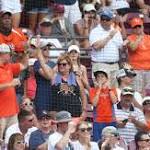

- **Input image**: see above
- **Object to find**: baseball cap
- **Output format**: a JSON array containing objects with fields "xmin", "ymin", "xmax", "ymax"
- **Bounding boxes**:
[
  {"xmin": 130, "ymin": 17, "xmax": 143, "ymax": 28},
  {"xmin": 37, "ymin": 110, "xmax": 52, "ymax": 120},
  {"xmin": 68, "ymin": 45, "xmax": 80, "ymax": 53},
  {"xmin": 30, "ymin": 38, "xmax": 53, "ymax": 49},
  {"xmin": 0, "ymin": 11, "xmax": 12, "ymax": 17},
  {"xmin": 40, "ymin": 18, "xmax": 52, "ymax": 26},
  {"xmin": 0, "ymin": 44, "xmax": 11, "ymax": 53},
  {"xmin": 142, "ymin": 96, "xmax": 150, "ymax": 106},
  {"xmin": 102, "ymin": 126, "xmax": 119, "ymax": 136},
  {"xmin": 83, "ymin": 4, "xmax": 96, "ymax": 12},
  {"xmin": 121, "ymin": 87, "xmax": 134, "ymax": 96},
  {"xmin": 56, "ymin": 111, "xmax": 72, "ymax": 123},
  {"xmin": 94, "ymin": 69, "xmax": 108, "ymax": 78},
  {"xmin": 99, "ymin": 9, "xmax": 113, "ymax": 19}
]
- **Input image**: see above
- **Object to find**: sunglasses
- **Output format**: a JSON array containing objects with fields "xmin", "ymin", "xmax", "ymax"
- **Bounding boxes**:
[
  {"xmin": 133, "ymin": 25, "xmax": 142, "ymax": 29},
  {"xmin": 57, "ymin": 63, "xmax": 68, "ymax": 67},
  {"xmin": 101, "ymin": 16, "xmax": 111, "ymax": 22},
  {"xmin": 23, "ymin": 102, "xmax": 33, "ymax": 106},
  {"xmin": 143, "ymin": 100, "xmax": 150, "ymax": 106},
  {"xmin": 84, "ymin": 10, "xmax": 95, "ymax": 14},
  {"xmin": 139, "ymin": 139, "xmax": 150, "ymax": 142},
  {"xmin": 39, "ymin": 116, "xmax": 51, "ymax": 120},
  {"xmin": 79, "ymin": 127, "xmax": 92, "ymax": 132},
  {"xmin": 123, "ymin": 89, "xmax": 134, "ymax": 93}
]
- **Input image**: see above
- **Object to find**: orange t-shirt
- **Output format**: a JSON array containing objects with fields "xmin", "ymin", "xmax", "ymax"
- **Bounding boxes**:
[
  {"xmin": 127, "ymin": 34, "xmax": 150, "ymax": 70},
  {"xmin": 0, "ymin": 63, "xmax": 21, "ymax": 117},
  {"xmin": 0, "ymin": 28, "xmax": 27, "ymax": 52},
  {"xmin": 90, "ymin": 87, "xmax": 116, "ymax": 123}
]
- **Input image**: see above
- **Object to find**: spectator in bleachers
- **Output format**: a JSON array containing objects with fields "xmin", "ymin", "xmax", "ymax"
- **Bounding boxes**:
[
  {"xmin": 116, "ymin": 68, "xmax": 143, "ymax": 108},
  {"xmin": 48, "ymin": 4, "xmax": 75, "ymax": 46},
  {"xmin": 72, "ymin": 121, "xmax": 99, "ymax": 149},
  {"xmin": 68, "ymin": 44, "xmax": 89, "ymax": 90},
  {"xmin": 0, "ymin": 43, "xmax": 28, "ymax": 146},
  {"xmin": 0, "ymin": 11, "xmax": 27, "ymax": 52},
  {"xmin": 0, "ymin": 0, "xmax": 22, "ymax": 28},
  {"xmin": 74, "ymin": 3, "xmax": 99, "ymax": 48},
  {"xmin": 89, "ymin": 9, "xmax": 123, "ymax": 86},
  {"xmin": 142, "ymin": 96, "xmax": 150, "ymax": 131},
  {"xmin": 114, "ymin": 87, "xmax": 148, "ymax": 144},
  {"xmin": 134, "ymin": 131, "xmax": 150, "ymax": 150},
  {"xmin": 24, "ymin": 0, "xmax": 49, "ymax": 32},
  {"xmin": 51, "ymin": 53, "xmax": 87, "ymax": 117},
  {"xmin": 32, "ymin": 40, "xmax": 55, "ymax": 115},
  {"xmin": 90, "ymin": 69, "xmax": 118, "ymax": 141},
  {"xmin": 5, "ymin": 109, "xmax": 37, "ymax": 149},
  {"xmin": 7, "ymin": 133, "xmax": 25, "ymax": 150},
  {"xmin": 38, "ymin": 18, "xmax": 64, "ymax": 61},
  {"xmin": 98, "ymin": 126, "xmax": 128, "ymax": 150},
  {"xmin": 29, "ymin": 110, "xmax": 54, "ymax": 150},
  {"xmin": 48, "ymin": 111, "xmax": 76, "ymax": 150},
  {"xmin": 126, "ymin": 17, "xmax": 150, "ymax": 94}
]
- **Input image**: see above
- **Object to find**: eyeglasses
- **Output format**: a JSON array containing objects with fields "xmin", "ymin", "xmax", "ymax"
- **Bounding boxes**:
[
  {"xmin": 79, "ymin": 127, "xmax": 92, "ymax": 132},
  {"xmin": 57, "ymin": 63, "xmax": 68, "ymax": 67},
  {"xmin": 101, "ymin": 16, "xmax": 111, "ymax": 22},
  {"xmin": 133, "ymin": 25, "xmax": 142, "ymax": 29},
  {"xmin": 143, "ymin": 100, "xmax": 150, "ymax": 106}
]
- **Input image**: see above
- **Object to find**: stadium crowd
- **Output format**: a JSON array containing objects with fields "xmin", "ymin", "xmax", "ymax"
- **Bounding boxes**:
[{"xmin": 0, "ymin": 0, "xmax": 150, "ymax": 149}]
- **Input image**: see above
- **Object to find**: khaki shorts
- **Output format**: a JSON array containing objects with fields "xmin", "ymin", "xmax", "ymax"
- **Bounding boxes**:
[{"xmin": 0, "ymin": 115, "xmax": 18, "ymax": 141}]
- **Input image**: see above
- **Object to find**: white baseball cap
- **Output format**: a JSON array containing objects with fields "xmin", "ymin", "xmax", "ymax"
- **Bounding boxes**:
[
  {"xmin": 0, "ymin": 44, "xmax": 11, "ymax": 53},
  {"xmin": 68, "ymin": 45, "xmax": 80, "ymax": 53},
  {"xmin": 83, "ymin": 4, "xmax": 96, "ymax": 12}
]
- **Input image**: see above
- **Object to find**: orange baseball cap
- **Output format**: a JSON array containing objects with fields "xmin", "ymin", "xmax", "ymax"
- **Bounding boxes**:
[{"xmin": 130, "ymin": 18, "xmax": 143, "ymax": 28}]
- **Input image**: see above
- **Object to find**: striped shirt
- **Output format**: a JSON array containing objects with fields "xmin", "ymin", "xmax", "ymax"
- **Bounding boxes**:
[
  {"xmin": 89, "ymin": 24, "xmax": 123, "ymax": 63},
  {"xmin": 114, "ymin": 102, "xmax": 146, "ymax": 144}
]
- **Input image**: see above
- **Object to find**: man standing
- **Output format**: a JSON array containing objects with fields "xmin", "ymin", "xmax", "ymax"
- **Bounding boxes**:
[
  {"xmin": 114, "ymin": 87, "xmax": 148, "ymax": 144},
  {"xmin": 126, "ymin": 17, "xmax": 150, "ymax": 94},
  {"xmin": 0, "ymin": 11, "xmax": 27, "ymax": 52},
  {"xmin": 89, "ymin": 9, "xmax": 123, "ymax": 86},
  {"xmin": 0, "ymin": 43, "xmax": 27, "ymax": 146}
]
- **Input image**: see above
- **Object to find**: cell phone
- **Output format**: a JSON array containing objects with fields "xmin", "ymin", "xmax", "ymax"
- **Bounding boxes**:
[{"xmin": 122, "ymin": 119, "xmax": 128, "ymax": 123}]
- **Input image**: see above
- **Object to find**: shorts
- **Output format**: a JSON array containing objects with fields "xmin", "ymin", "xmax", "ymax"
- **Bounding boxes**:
[
  {"xmin": 1, "ymin": 0, "xmax": 22, "ymax": 14},
  {"xmin": 27, "ymin": 8, "xmax": 49, "ymax": 14}
]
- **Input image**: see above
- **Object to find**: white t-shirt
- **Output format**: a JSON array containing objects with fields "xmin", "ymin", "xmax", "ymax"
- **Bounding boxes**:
[
  {"xmin": 5, "ymin": 123, "xmax": 37, "ymax": 147},
  {"xmin": 48, "ymin": 132, "xmax": 71, "ymax": 150},
  {"xmin": 89, "ymin": 24, "xmax": 123, "ymax": 62},
  {"xmin": 72, "ymin": 141, "xmax": 99, "ymax": 150}
]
